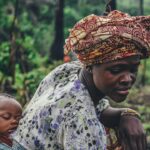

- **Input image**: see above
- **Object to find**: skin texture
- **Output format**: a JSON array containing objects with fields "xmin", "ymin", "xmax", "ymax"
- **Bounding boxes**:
[
  {"xmin": 0, "ymin": 96, "xmax": 22, "ymax": 135},
  {"xmin": 79, "ymin": 55, "xmax": 146, "ymax": 150},
  {"xmin": 100, "ymin": 106, "xmax": 146, "ymax": 150},
  {"xmin": 92, "ymin": 55, "xmax": 140, "ymax": 102},
  {"xmin": 93, "ymin": 56, "xmax": 146, "ymax": 150}
]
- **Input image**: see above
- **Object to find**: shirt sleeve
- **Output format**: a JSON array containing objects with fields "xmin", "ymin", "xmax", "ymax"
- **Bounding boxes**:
[{"xmin": 62, "ymin": 110, "xmax": 107, "ymax": 150}]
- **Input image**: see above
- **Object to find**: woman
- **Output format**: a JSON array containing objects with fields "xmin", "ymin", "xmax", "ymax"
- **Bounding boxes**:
[{"xmin": 14, "ymin": 10, "xmax": 150, "ymax": 150}]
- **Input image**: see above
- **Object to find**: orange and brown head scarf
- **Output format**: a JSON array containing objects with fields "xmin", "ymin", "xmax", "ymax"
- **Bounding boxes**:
[{"xmin": 64, "ymin": 10, "xmax": 150, "ymax": 66}]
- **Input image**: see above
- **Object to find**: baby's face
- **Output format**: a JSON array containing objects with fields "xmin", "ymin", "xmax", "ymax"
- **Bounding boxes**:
[{"xmin": 0, "ymin": 99, "xmax": 22, "ymax": 135}]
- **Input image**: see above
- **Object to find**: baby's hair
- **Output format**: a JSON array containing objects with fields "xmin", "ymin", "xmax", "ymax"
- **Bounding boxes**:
[
  {"xmin": 0, "ymin": 93, "xmax": 22, "ymax": 108},
  {"xmin": 0, "ymin": 93, "xmax": 15, "ymax": 100}
]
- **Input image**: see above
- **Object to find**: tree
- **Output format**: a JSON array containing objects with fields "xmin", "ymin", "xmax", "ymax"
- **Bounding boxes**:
[
  {"xmin": 50, "ymin": 0, "xmax": 64, "ymax": 60},
  {"xmin": 108, "ymin": 0, "xmax": 117, "ymax": 10},
  {"xmin": 9, "ymin": 0, "xmax": 19, "ymax": 83},
  {"xmin": 139, "ymin": 0, "xmax": 146, "ymax": 86},
  {"xmin": 103, "ymin": 0, "xmax": 117, "ymax": 15},
  {"xmin": 139, "ymin": 0, "xmax": 144, "ymax": 15}
]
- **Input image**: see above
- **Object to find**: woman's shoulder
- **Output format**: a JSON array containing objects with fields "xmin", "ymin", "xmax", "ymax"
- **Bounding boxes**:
[
  {"xmin": 48, "ymin": 61, "xmax": 82, "ymax": 76},
  {"xmin": 39, "ymin": 61, "xmax": 82, "ymax": 89}
]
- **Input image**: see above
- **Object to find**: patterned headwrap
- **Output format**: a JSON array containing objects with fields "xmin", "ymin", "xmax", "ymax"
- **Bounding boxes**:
[{"xmin": 64, "ymin": 10, "xmax": 150, "ymax": 66}]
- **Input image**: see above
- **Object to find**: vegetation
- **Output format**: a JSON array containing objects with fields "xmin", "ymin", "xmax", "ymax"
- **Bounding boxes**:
[{"xmin": 0, "ymin": 0, "xmax": 150, "ymax": 139}]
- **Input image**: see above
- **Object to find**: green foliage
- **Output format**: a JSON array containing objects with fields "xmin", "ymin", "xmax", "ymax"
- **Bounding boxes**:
[
  {"xmin": 33, "ymin": 24, "xmax": 54, "ymax": 55},
  {"xmin": 64, "ymin": 7, "xmax": 81, "ymax": 37},
  {"xmin": 13, "ymin": 61, "xmax": 63, "ymax": 104},
  {"xmin": 117, "ymin": 0, "xmax": 150, "ymax": 15},
  {"xmin": 144, "ymin": 123, "xmax": 150, "ymax": 134},
  {"xmin": 18, "ymin": 12, "xmax": 33, "ymax": 32},
  {"xmin": 0, "ymin": 42, "xmax": 10, "ymax": 73},
  {"xmin": 0, "ymin": 4, "xmax": 14, "ymax": 29},
  {"xmin": 117, "ymin": 0, "xmax": 139, "ymax": 15},
  {"xmin": 145, "ymin": 60, "xmax": 150, "ymax": 84}
]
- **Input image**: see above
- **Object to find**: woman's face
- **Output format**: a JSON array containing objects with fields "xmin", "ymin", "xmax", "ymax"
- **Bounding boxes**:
[{"xmin": 92, "ymin": 56, "xmax": 140, "ymax": 102}]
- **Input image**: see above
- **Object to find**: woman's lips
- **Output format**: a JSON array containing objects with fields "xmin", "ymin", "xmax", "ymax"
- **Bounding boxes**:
[{"xmin": 116, "ymin": 89, "xmax": 129, "ymax": 95}]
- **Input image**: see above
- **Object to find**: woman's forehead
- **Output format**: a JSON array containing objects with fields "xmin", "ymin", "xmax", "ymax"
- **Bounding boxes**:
[{"xmin": 94, "ymin": 55, "xmax": 141, "ymax": 68}]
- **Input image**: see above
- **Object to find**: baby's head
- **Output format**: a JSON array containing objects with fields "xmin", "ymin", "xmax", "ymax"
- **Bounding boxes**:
[{"xmin": 0, "ymin": 93, "xmax": 22, "ymax": 136}]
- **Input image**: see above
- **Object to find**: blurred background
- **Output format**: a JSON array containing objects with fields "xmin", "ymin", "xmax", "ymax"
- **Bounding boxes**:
[{"xmin": 0, "ymin": 0, "xmax": 150, "ymax": 142}]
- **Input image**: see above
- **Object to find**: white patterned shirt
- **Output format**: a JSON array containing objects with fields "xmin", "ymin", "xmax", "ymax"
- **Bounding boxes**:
[{"xmin": 14, "ymin": 61, "xmax": 109, "ymax": 150}]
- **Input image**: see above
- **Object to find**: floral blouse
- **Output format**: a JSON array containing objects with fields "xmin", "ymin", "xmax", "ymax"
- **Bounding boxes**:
[{"xmin": 14, "ymin": 61, "xmax": 110, "ymax": 150}]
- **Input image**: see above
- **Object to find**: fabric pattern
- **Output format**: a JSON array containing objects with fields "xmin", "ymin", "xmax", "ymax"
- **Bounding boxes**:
[
  {"xmin": 0, "ymin": 140, "xmax": 26, "ymax": 150},
  {"xmin": 105, "ymin": 128, "xmax": 122, "ymax": 150},
  {"xmin": 14, "ymin": 61, "xmax": 110, "ymax": 150},
  {"xmin": 0, "ymin": 143, "xmax": 12, "ymax": 150},
  {"xmin": 64, "ymin": 10, "xmax": 150, "ymax": 66},
  {"xmin": 0, "ymin": 135, "xmax": 13, "ymax": 147}
]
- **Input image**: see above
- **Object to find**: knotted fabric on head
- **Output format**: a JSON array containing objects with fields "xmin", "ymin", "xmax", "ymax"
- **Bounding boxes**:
[{"xmin": 64, "ymin": 10, "xmax": 150, "ymax": 66}]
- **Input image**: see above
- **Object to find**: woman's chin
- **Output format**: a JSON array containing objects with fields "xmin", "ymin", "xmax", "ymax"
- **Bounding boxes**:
[{"xmin": 109, "ymin": 94, "xmax": 127, "ymax": 103}]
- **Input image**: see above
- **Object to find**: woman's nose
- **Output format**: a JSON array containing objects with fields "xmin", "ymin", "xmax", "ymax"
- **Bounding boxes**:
[{"xmin": 120, "ymin": 73, "xmax": 135, "ymax": 85}]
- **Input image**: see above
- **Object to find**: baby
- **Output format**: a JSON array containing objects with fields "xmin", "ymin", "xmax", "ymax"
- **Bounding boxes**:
[{"xmin": 0, "ymin": 93, "xmax": 22, "ymax": 148}]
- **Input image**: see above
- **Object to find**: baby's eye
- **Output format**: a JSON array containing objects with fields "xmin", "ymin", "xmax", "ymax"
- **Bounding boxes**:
[{"xmin": 1, "ymin": 114, "xmax": 11, "ymax": 120}]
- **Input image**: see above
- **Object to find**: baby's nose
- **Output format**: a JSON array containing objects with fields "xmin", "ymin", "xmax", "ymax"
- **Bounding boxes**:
[{"xmin": 11, "ymin": 119, "xmax": 18, "ymax": 125}]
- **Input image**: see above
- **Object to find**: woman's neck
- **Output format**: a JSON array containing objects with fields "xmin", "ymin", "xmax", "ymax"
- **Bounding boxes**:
[{"xmin": 79, "ymin": 68, "xmax": 105, "ymax": 106}]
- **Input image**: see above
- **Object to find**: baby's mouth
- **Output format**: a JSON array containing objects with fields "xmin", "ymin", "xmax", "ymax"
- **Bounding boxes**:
[{"xmin": 8, "ymin": 127, "xmax": 17, "ymax": 134}]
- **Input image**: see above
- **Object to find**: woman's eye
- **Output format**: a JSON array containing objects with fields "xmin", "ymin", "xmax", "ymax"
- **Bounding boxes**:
[{"xmin": 109, "ymin": 68, "xmax": 122, "ymax": 74}]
